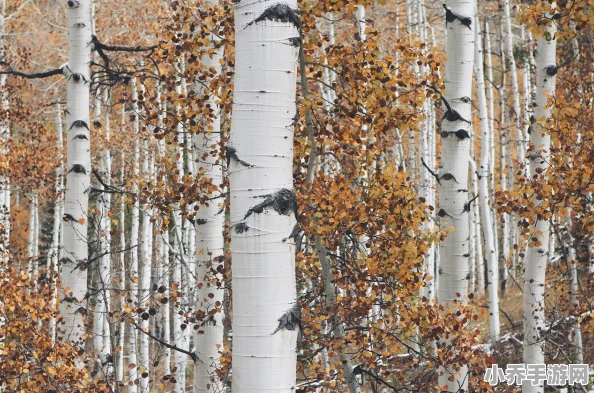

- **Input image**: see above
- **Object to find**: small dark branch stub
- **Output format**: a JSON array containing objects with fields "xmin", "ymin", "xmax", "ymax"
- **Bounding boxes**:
[
  {"xmin": 439, "ymin": 172, "xmax": 457, "ymax": 183},
  {"xmin": 463, "ymin": 195, "xmax": 479, "ymax": 212},
  {"xmin": 63, "ymin": 213, "xmax": 78, "ymax": 222},
  {"xmin": 272, "ymin": 302, "xmax": 302, "ymax": 338},
  {"xmin": 226, "ymin": 146, "xmax": 253, "ymax": 168},
  {"xmin": 235, "ymin": 223, "xmax": 250, "ymax": 234},
  {"xmin": 288, "ymin": 37, "xmax": 301, "ymax": 47},
  {"xmin": 68, "ymin": 164, "xmax": 87, "ymax": 174},
  {"xmin": 69, "ymin": 120, "xmax": 90, "ymax": 131},
  {"xmin": 544, "ymin": 65, "xmax": 557, "ymax": 76}
]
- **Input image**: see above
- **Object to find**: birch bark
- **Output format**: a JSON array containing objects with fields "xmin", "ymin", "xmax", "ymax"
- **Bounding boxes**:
[
  {"xmin": 49, "ymin": 102, "xmax": 65, "ymax": 343},
  {"xmin": 128, "ymin": 78, "xmax": 141, "ymax": 393},
  {"xmin": 502, "ymin": 0, "xmax": 524, "ymax": 161},
  {"xmin": 230, "ymin": 0, "xmax": 300, "ymax": 391},
  {"xmin": 59, "ymin": 0, "xmax": 92, "ymax": 351},
  {"xmin": 475, "ymin": 14, "xmax": 500, "ymax": 340},
  {"xmin": 193, "ymin": 2, "xmax": 225, "ymax": 390},
  {"xmin": 437, "ymin": 0, "xmax": 475, "ymax": 390},
  {"xmin": 522, "ymin": 19, "xmax": 556, "ymax": 393},
  {"xmin": 94, "ymin": 90, "xmax": 112, "ymax": 372}
]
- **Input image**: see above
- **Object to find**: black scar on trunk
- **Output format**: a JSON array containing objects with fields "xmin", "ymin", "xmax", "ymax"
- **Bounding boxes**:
[
  {"xmin": 73, "ymin": 134, "xmax": 88, "ymax": 140},
  {"xmin": 288, "ymin": 37, "xmax": 301, "ymax": 47},
  {"xmin": 438, "ymin": 208, "xmax": 453, "ymax": 218},
  {"xmin": 248, "ymin": 3, "xmax": 301, "ymax": 30},
  {"xmin": 439, "ymin": 172, "xmax": 458, "ymax": 183},
  {"xmin": 226, "ymin": 146, "xmax": 253, "ymax": 168},
  {"xmin": 437, "ymin": 94, "xmax": 471, "ymax": 124},
  {"xmin": 463, "ymin": 195, "xmax": 479, "ymax": 212},
  {"xmin": 75, "ymin": 307, "xmax": 88, "ymax": 316},
  {"xmin": 527, "ymin": 115, "xmax": 536, "ymax": 135},
  {"xmin": 68, "ymin": 164, "xmax": 87, "ymax": 174},
  {"xmin": 235, "ymin": 222, "xmax": 250, "ymax": 234},
  {"xmin": 272, "ymin": 302, "xmax": 303, "ymax": 349},
  {"xmin": 69, "ymin": 120, "xmax": 90, "ymax": 131},
  {"xmin": 243, "ymin": 188, "xmax": 297, "ymax": 219},
  {"xmin": 544, "ymin": 65, "xmax": 557, "ymax": 76},
  {"xmin": 443, "ymin": 4, "xmax": 472, "ymax": 30}
]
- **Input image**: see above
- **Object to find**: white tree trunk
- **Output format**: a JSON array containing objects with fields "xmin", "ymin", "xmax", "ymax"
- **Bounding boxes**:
[
  {"xmin": 498, "ymin": 25, "xmax": 517, "ymax": 282},
  {"xmin": 160, "ymin": 233, "xmax": 171, "ymax": 375},
  {"xmin": 469, "ymin": 159, "xmax": 483, "ymax": 294},
  {"xmin": 193, "ymin": 2, "xmax": 225, "ymax": 390},
  {"xmin": 522, "ymin": 20, "xmax": 556, "ymax": 393},
  {"xmin": 59, "ymin": 0, "xmax": 92, "ymax": 351},
  {"xmin": 484, "ymin": 21, "xmax": 496, "ymax": 197},
  {"xmin": 475, "ymin": 15, "xmax": 500, "ymax": 340},
  {"xmin": 155, "ymin": 88, "xmax": 172, "ymax": 376},
  {"xmin": 50, "ymin": 102, "xmax": 65, "ymax": 343},
  {"xmin": 116, "ymin": 146, "xmax": 127, "ymax": 382},
  {"xmin": 521, "ymin": 26, "xmax": 533, "ymax": 132},
  {"xmin": 437, "ymin": 0, "xmax": 475, "ymax": 390},
  {"xmin": 502, "ymin": 0, "xmax": 524, "ymax": 161},
  {"xmin": 230, "ymin": 0, "xmax": 300, "ymax": 391},
  {"xmin": 128, "ymin": 78, "xmax": 141, "ymax": 393},
  {"xmin": 139, "ymin": 134, "xmax": 151, "ymax": 393},
  {"xmin": 172, "ymin": 62, "xmax": 188, "ymax": 393},
  {"xmin": 27, "ymin": 193, "xmax": 38, "ymax": 278},
  {"xmin": 94, "ymin": 90, "xmax": 112, "ymax": 373}
]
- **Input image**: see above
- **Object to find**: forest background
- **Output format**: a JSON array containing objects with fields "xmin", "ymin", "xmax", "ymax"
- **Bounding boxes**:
[{"xmin": 0, "ymin": 0, "xmax": 592, "ymax": 392}]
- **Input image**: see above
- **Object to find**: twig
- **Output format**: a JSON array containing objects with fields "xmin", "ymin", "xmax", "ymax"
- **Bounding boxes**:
[
  {"xmin": 131, "ymin": 322, "xmax": 200, "ymax": 363},
  {"xmin": 0, "ymin": 61, "xmax": 62, "ymax": 79}
]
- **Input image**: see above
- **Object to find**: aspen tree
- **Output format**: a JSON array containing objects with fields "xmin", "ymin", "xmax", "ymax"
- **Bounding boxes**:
[
  {"xmin": 475, "ymin": 13, "xmax": 500, "ymax": 340},
  {"xmin": 522, "ymin": 16, "xmax": 557, "ymax": 393},
  {"xmin": 93, "ymin": 90, "xmax": 112, "ymax": 373},
  {"xmin": 128, "ymin": 77, "xmax": 141, "ymax": 393},
  {"xmin": 27, "ymin": 193, "xmax": 38, "ymax": 279},
  {"xmin": 172, "ymin": 62, "xmax": 188, "ymax": 393},
  {"xmin": 139, "ymin": 114, "xmax": 151, "ymax": 393},
  {"xmin": 49, "ymin": 102, "xmax": 65, "ymax": 343},
  {"xmin": 503, "ymin": 0, "xmax": 524, "ymax": 162},
  {"xmin": 193, "ymin": 0, "xmax": 225, "ymax": 390},
  {"xmin": 59, "ymin": 0, "xmax": 93, "ymax": 352},
  {"xmin": 230, "ymin": 0, "xmax": 301, "ymax": 390},
  {"xmin": 437, "ymin": 0, "xmax": 475, "ymax": 390}
]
